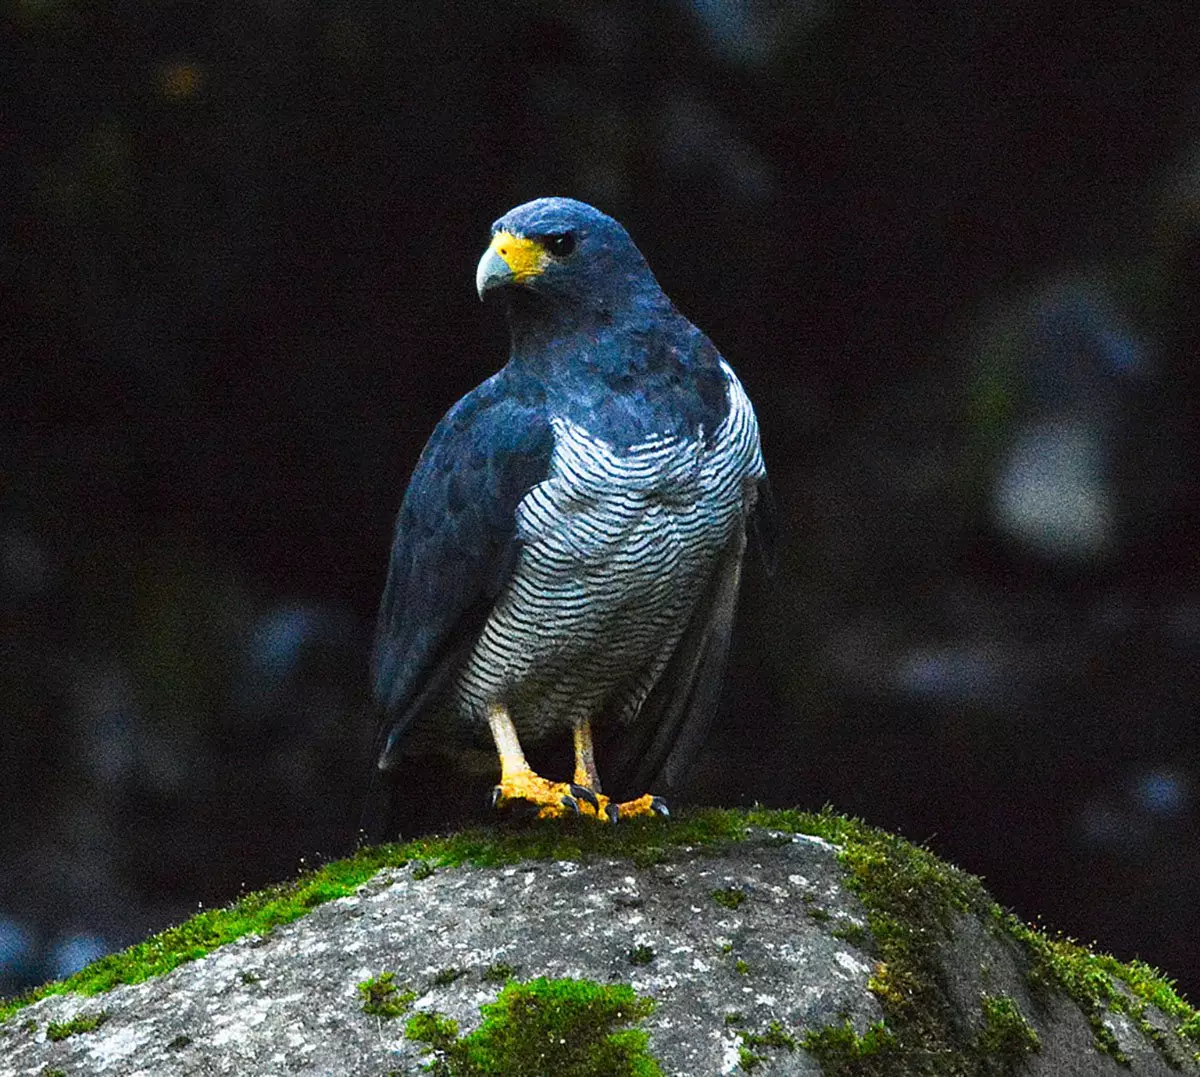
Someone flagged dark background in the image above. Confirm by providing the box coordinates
[4,1,1199,1006]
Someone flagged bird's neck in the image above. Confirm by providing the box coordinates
[505,292,676,378]
[501,301,730,449]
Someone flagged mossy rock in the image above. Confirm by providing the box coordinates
[1,807,1196,1075]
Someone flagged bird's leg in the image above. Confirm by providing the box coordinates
[572,719,601,790]
[488,702,585,819]
[566,719,610,820]
[567,718,670,823]
[487,704,669,822]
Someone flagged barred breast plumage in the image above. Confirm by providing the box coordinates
[456,361,763,742]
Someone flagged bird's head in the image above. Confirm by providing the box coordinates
[475,198,662,324]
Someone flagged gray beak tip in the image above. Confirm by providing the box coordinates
[475,246,511,300]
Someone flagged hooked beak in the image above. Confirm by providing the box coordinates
[475,231,549,299]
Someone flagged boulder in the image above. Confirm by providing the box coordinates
[1,809,1196,1075]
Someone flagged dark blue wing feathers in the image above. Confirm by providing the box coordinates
[371,371,553,767]
[750,474,778,576]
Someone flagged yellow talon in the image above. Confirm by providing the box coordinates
[608,793,664,819]
[493,770,590,819]
[487,703,667,823]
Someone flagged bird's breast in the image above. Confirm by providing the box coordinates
[515,420,703,563]
[456,362,763,737]
[509,363,763,629]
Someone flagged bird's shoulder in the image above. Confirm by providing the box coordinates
[403,370,553,522]
[555,316,736,449]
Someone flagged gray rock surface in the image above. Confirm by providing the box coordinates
[1,829,1195,1075]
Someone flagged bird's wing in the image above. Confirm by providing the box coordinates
[749,473,778,575]
[604,507,750,801]
[370,372,553,771]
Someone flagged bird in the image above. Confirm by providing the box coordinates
[364,197,772,840]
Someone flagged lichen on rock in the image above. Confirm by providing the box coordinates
[0,808,1196,1076]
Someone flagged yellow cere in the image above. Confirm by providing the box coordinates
[490,230,550,281]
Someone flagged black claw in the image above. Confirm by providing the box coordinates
[650,797,670,817]
[569,784,601,811]
[561,794,580,815]
[605,803,620,824]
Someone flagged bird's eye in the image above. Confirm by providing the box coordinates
[543,232,576,258]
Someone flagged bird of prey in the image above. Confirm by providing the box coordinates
[366,197,771,836]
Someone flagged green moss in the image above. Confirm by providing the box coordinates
[736,1019,797,1069]
[46,1011,108,1041]
[737,1044,763,1071]
[1,813,733,1023]
[832,922,870,947]
[2,804,1196,1074]
[712,887,746,910]
[976,994,1040,1066]
[781,812,1054,1072]
[358,971,418,1018]
[628,945,655,966]
[167,1033,193,1049]
[736,806,1199,1074]
[735,959,750,976]
[483,962,517,983]
[631,845,667,868]
[745,1020,796,1051]
[405,976,662,1076]
[434,967,467,987]
[412,860,436,881]
[1015,924,1200,1064]
[801,1020,898,1073]
[1,841,413,1020]
[407,1009,460,1053]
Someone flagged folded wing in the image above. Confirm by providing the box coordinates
[370,372,554,770]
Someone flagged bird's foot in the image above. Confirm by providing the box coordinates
[602,792,670,822]
[492,770,594,820]
[564,784,669,822]
[567,785,670,822]
[492,771,668,823]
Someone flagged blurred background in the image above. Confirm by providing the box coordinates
[3,0,1199,1006]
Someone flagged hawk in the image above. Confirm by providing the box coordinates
[366,198,771,836]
